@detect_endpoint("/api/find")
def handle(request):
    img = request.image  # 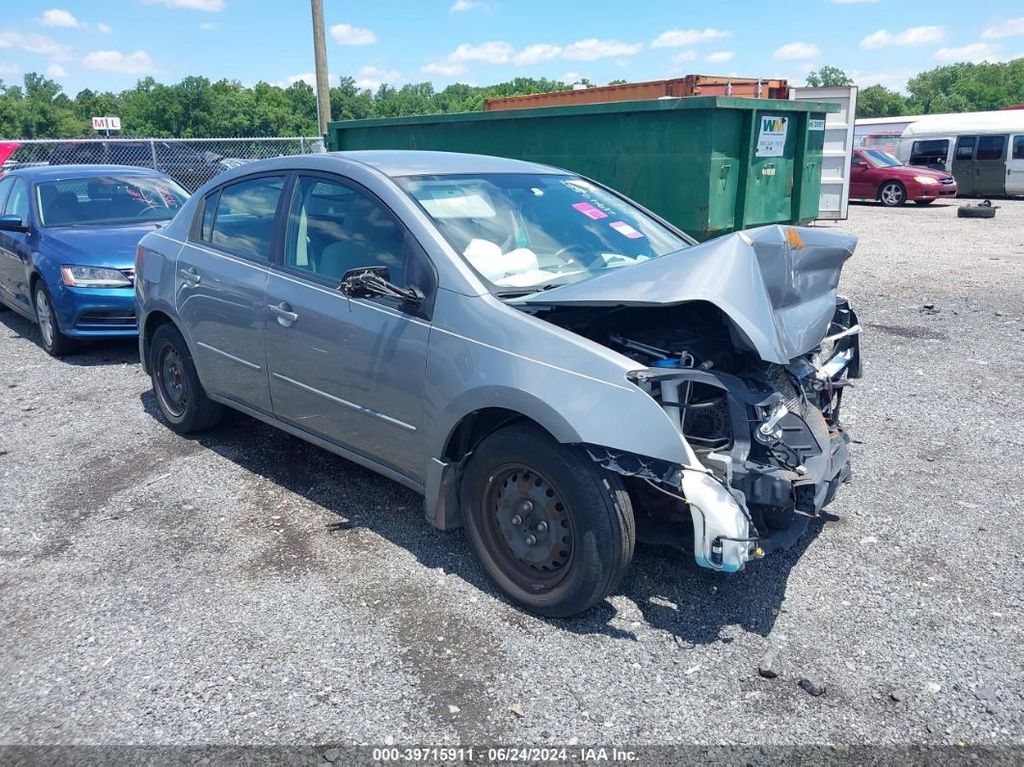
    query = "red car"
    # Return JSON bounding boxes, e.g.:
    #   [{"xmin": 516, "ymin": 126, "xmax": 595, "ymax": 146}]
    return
[{"xmin": 850, "ymin": 147, "xmax": 957, "ymax": 207}]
